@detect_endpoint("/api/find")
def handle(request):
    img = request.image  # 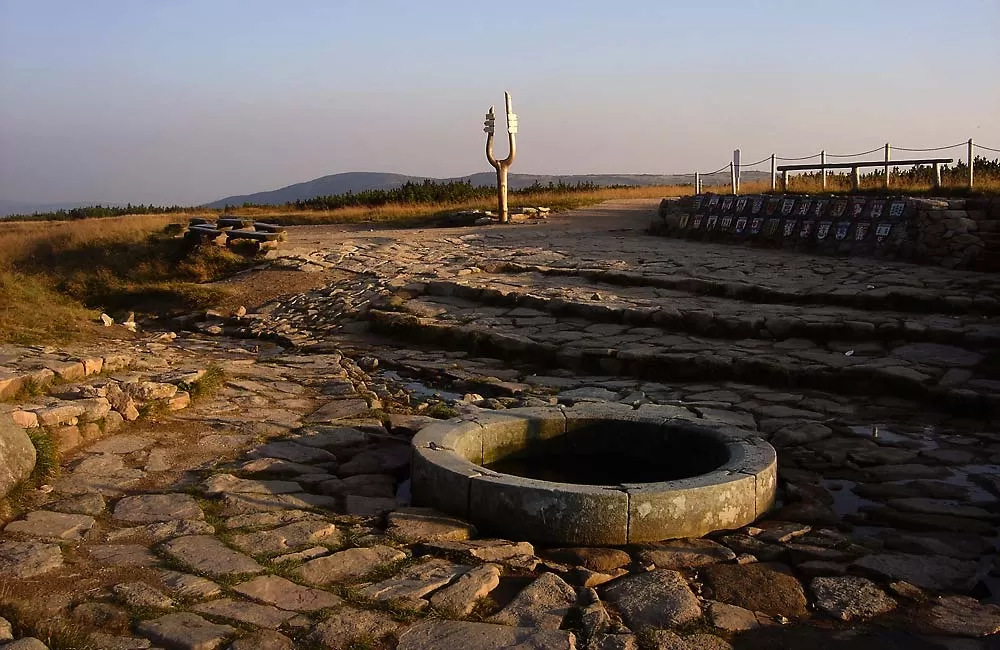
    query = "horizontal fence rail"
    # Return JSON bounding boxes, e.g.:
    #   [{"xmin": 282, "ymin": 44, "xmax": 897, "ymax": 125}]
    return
[{"xmin": 688, "ymin": 139, "xmax": 1000, "ymax": 194}]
